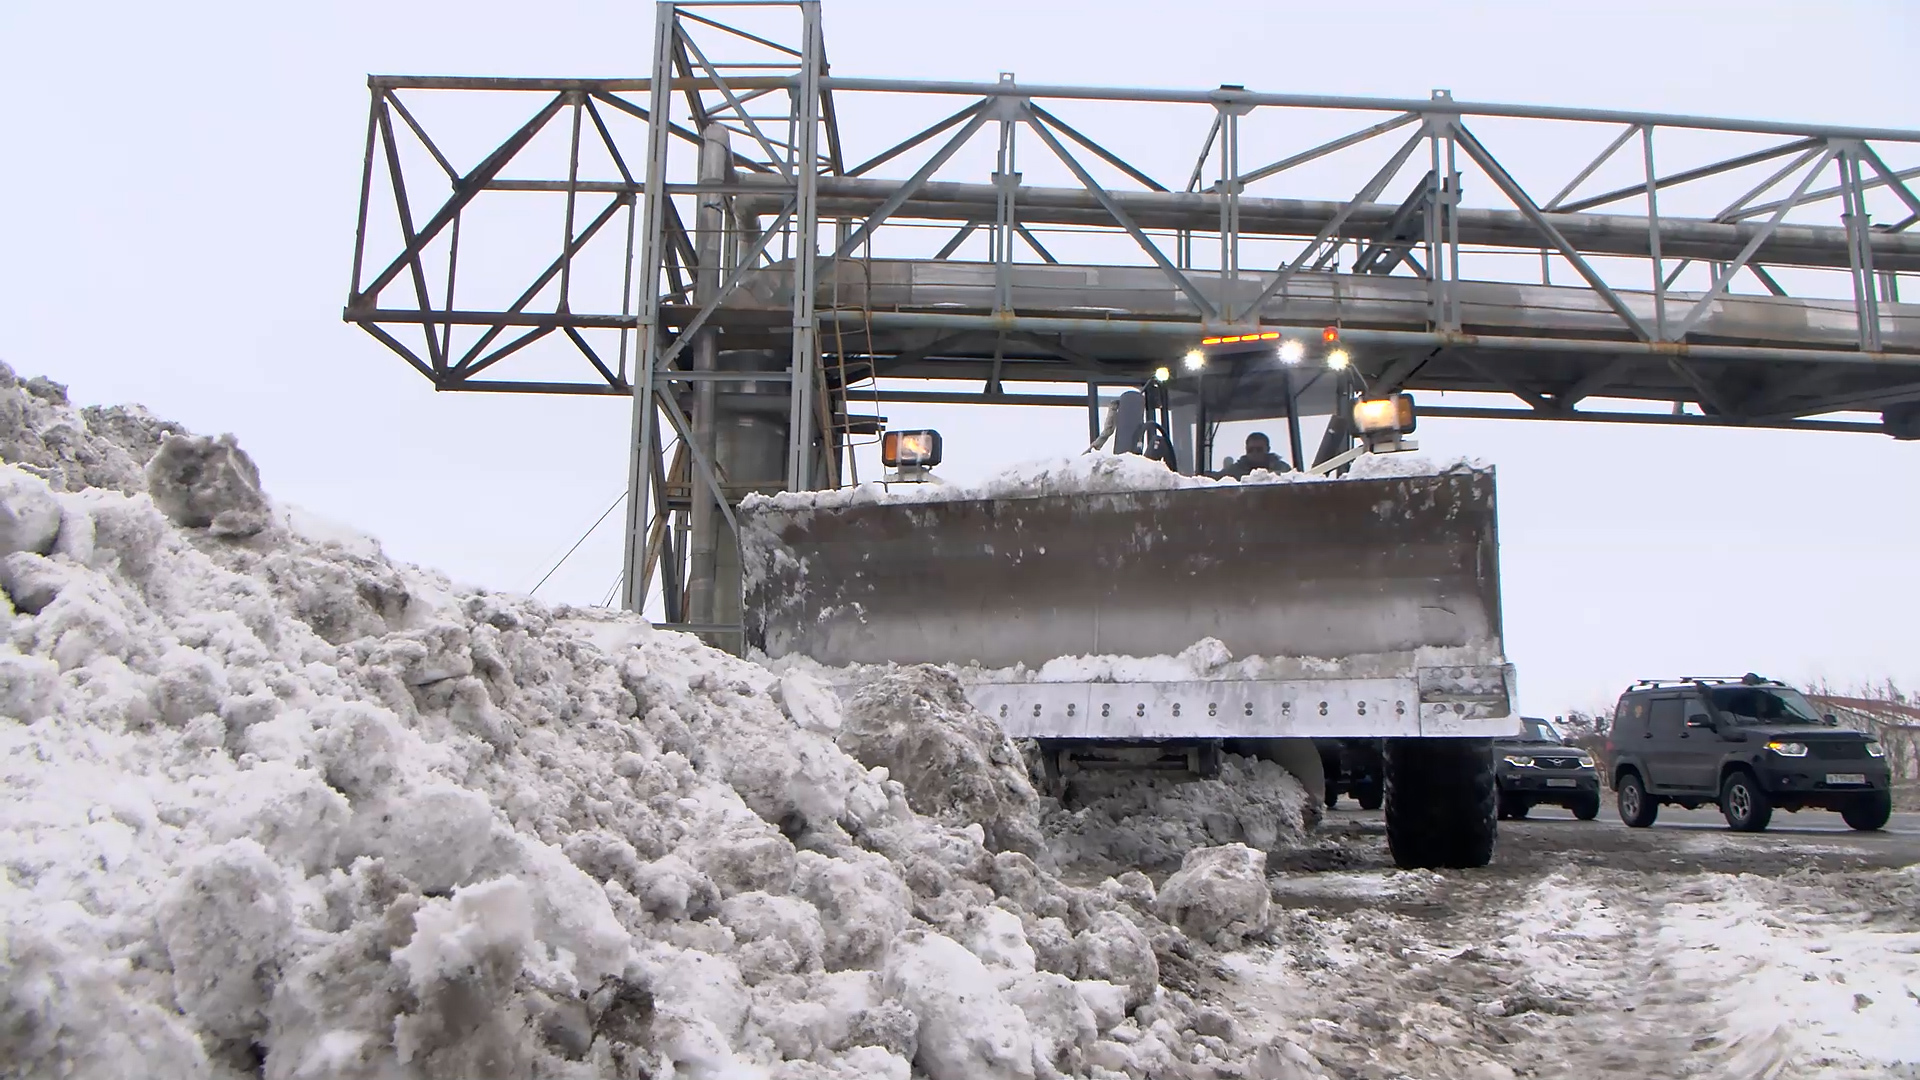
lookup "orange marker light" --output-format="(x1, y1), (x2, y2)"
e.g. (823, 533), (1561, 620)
(1322, 326), (1341, 344)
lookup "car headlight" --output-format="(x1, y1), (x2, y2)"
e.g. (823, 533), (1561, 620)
(1766, 740), (1809, 758)
(1503, 755), (1535, 767)
(1576, 756), (1595, 769)
(1866, 742), (1885, 758)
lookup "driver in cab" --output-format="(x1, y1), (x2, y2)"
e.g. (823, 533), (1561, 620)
(1220, 431), (1292, 478)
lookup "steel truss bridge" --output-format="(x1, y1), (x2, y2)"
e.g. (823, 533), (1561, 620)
(344, 1), (1920, 636)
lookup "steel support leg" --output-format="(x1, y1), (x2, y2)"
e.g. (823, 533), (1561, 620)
(620, 2), (680, 613)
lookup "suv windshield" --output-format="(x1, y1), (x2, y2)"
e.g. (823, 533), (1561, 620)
(1709, 686), (1825, 725)
(1521, 717), (1565, 743)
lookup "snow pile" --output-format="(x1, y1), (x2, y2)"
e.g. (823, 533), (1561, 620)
(0, 367), (184, 495)
(0, 365), (1330, 1080)
(747, 450), (1485, 511)
(816, 659), (1314, 875)
(838, 667), (1045, 858)
(1043, 754), (1313, 874)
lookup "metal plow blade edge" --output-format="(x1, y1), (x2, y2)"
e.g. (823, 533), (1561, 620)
(742, 468), (1516, 739)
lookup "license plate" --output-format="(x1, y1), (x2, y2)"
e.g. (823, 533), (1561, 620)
(1547, 778), (1578, 788)
(1826, 773), (1866, 786)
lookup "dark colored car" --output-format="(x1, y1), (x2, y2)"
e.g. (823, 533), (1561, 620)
(1317, 738), (1383, 810)
(1606, 674), (1894, 832)
(1495, 717), (1601, 820)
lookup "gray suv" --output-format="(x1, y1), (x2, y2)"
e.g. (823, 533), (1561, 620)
(1606, 675), (1893, 832)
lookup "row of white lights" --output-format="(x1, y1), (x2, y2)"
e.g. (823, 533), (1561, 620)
(1158, 339), (1351, 382)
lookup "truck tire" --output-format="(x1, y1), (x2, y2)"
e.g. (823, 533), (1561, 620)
(1616, 771), (1658, 828)
(1571, 792), (1601, 821)
(1383, 738), (1496, 870)
(1842, 790), (1893, 832)
(1720, 769), (1773, 833)
(1355, 784), (1383, 811)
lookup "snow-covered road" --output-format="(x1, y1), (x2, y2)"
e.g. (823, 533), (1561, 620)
(1207, 812), (1920, 1080)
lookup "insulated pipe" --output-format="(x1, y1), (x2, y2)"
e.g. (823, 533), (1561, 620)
(686, 124), (731, 631)
(820, 310), (1920, 368)
(727, 175), (1920, 272)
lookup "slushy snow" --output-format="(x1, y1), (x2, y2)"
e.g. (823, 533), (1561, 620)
(0, 364), (1330, 1080)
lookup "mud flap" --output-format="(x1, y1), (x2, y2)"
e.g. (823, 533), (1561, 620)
(743, 468), (1503, 673)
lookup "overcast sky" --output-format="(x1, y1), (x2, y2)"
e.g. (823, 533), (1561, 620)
(2, 0), (1915, 714)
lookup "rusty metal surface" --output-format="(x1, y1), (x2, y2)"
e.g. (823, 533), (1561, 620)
(742, 469), (1502, 670)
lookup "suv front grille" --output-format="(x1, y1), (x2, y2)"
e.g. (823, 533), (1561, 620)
(1810, 741), (1869, 760)
(1536, 755), (1584, 770)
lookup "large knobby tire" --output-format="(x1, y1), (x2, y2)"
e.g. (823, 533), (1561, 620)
(1842, 790), (1893, 832)
(1384, 738), (1496, 869)
(1721, 769), (1773, 832)
(1616, 771), (1658, 828)
(1572, 791), (1602, 821)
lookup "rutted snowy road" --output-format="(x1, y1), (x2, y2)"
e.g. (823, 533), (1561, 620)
(1198, 812), (1920, 1080)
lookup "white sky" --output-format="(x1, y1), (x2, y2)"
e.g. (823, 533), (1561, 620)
(2, 0), (1916, 714)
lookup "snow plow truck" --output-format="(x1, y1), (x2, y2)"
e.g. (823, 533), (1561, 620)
(739, 372), (1519, 870)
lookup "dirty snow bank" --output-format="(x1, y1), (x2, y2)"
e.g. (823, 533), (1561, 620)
(1043, 754), (1313, 875)
(837, 668), (1045, 858)
(747, 449), (1486, 511)
(0, 364), (1333, 1080)
(826, 664), (1314, 875)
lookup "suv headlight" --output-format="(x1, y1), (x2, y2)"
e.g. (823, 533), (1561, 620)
(1766, 740), (1809, 758)
(1866, 742), (1885, 758)
(1576, 755), (1595, 769)
(1503, 755), (1535, 767)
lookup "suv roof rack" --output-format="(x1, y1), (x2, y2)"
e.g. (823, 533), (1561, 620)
(1629, 673), (1788, 690)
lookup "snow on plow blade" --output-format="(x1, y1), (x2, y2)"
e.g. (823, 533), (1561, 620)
(742, 468), (1516, 738)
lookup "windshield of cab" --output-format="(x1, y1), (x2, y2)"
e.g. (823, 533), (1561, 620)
(1709, 686), (1825, 725)
(1521, 718), (1564, 743)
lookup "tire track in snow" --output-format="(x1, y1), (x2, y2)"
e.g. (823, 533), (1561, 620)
(1210, 866), (1820, 1079)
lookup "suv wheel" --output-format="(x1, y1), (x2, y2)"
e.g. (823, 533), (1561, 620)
(1497, 793), (1529, 821)
(1720, 769), (1773, 832)
(1383, 739), (1496, 869)
(1355, 785), (1383, 812)
(1616, 771), (1658, 828)
(1571, 792), (1601, 821)
(1841, 790), (1893, 832)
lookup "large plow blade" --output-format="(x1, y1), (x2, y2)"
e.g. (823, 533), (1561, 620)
(742, 467), (1515, 739)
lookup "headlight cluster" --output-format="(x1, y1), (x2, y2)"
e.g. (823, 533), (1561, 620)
(1866, 742), (1886, 759)
(1766, 740), (1810, 758)
(1504, 753), (1595, 768)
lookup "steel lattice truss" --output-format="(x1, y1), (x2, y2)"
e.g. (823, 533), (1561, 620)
(343, 1), (1920, 617)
